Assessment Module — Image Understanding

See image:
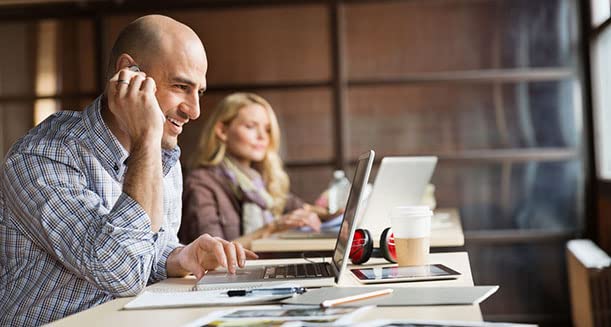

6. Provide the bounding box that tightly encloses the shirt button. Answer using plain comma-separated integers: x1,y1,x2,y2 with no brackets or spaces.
113,164,119,171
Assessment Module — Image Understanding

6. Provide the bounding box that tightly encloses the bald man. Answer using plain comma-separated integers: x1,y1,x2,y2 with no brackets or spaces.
0,15,256,325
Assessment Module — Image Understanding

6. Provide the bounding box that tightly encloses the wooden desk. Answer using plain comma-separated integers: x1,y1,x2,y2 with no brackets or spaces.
50,252,481,326
251,208,464,253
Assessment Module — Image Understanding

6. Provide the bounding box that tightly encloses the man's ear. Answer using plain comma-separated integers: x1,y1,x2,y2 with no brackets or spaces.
115,53,136,73
214,122,228,142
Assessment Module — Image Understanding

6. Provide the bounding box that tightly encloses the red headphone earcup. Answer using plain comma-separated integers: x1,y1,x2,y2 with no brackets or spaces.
350,229,373,264
380,227,397,263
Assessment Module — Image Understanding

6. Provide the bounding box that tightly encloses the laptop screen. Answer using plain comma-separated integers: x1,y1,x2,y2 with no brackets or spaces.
359,156,437,238
331,150,374,275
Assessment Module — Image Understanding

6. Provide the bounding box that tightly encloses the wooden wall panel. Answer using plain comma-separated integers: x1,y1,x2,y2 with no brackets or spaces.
105,5,331,85
344,0,575,78
0,23,34,160
57,19,96,111
345,0,495,78
345,81,576,159
177,5,330,85
255,88,333,162
346,84,495,158
0,23,34,96
59,20,96,93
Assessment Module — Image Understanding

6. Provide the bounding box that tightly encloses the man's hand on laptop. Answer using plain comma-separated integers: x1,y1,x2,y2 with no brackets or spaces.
167,234,258,279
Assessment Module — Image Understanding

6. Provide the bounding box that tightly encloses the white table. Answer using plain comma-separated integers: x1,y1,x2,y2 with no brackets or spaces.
50,252,482,326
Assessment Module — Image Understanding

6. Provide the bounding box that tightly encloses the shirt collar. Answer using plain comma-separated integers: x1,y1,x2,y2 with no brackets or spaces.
162,146,181,176
83,96,129,180
83,95,181,180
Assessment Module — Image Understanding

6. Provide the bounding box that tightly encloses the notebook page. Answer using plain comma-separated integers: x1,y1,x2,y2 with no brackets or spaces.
124,289,292,310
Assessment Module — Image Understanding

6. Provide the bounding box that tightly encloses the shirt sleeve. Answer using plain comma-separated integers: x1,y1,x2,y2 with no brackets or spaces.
283,193,306,214
2,148,157,297
149,237,182,282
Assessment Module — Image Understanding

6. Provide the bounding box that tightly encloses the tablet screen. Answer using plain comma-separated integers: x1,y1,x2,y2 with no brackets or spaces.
351,264,460,283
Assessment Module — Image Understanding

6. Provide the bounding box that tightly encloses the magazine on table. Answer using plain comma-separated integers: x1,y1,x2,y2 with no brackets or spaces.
183,305,373,327
350,319,538,327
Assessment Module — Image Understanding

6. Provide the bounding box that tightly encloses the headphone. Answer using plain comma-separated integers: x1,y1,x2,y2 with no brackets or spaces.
349,227,397,264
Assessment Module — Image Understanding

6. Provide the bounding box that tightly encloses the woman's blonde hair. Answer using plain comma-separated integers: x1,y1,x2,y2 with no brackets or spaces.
190,92,289,216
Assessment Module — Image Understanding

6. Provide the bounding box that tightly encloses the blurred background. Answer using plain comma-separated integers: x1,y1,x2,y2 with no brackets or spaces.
2,0,610,325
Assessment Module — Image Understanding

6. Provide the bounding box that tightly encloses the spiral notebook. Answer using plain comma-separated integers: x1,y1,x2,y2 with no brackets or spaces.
124,286,296,310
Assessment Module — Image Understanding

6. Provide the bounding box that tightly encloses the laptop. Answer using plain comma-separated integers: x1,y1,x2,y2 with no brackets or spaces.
196,150,375,290
357,156,437,239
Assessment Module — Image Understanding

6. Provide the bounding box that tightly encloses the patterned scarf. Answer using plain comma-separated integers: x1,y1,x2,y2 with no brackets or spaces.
220,157,275,234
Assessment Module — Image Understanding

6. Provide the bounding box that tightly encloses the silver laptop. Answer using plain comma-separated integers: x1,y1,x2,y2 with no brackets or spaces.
196,150,375,289
357,156,437,239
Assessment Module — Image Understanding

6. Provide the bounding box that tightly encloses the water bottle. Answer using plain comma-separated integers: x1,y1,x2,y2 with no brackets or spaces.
328,170,351,214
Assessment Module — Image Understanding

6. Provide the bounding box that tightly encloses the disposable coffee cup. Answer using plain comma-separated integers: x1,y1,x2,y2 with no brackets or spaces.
390,206,432,266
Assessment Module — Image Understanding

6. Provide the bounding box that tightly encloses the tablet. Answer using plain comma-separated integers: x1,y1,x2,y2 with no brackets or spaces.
350,264,461,284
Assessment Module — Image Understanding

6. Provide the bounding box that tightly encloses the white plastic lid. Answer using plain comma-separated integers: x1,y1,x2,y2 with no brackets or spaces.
389,206,433,218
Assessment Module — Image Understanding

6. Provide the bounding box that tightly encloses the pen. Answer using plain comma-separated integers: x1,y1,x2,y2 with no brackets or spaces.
320,288,393,308
191,270,208,292
227,287,307,297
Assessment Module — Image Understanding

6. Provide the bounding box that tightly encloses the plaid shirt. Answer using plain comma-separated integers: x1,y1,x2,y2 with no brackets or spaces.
0,96,183,326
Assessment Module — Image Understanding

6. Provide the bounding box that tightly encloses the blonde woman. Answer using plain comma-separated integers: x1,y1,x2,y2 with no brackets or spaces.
179,93,328,249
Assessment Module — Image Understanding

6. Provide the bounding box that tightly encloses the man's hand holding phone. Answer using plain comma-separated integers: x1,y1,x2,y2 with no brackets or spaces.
107,65,166,232
107,66,165,147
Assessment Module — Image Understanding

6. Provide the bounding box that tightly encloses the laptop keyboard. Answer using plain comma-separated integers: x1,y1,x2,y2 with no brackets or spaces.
263,263,331,279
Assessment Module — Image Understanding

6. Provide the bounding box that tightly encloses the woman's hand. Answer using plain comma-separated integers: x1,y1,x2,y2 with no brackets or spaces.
303,204,344,222
272,208,321,233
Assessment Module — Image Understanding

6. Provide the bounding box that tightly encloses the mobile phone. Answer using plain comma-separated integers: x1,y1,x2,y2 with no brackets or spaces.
126,64,165,121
